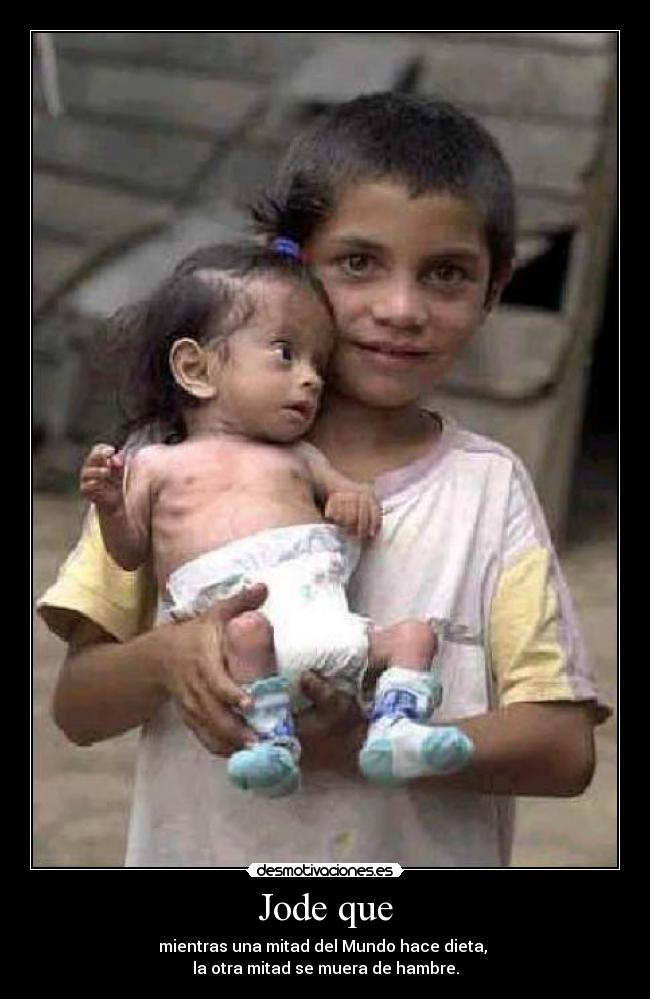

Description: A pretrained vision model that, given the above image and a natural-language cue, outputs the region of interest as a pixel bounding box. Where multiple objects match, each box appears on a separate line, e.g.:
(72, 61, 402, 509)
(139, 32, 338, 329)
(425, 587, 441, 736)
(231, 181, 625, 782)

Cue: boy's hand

(157, 585, 270, 756)
(80, 444, 125, 514)
(325, 488, 382, 540)
(297, 671, 365, 774)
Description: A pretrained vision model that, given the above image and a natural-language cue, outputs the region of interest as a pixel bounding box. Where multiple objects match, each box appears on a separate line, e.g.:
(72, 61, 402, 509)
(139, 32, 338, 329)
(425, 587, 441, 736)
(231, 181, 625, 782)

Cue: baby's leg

(226, 611, 277, 684)
(367, 618, 438, 673)
(225, 612, 300, 797)
(360, 620, 474, 785)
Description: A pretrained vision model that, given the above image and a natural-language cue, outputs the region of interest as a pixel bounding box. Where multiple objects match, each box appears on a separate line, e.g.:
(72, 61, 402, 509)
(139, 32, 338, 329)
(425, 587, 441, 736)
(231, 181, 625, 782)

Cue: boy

(39, 93, 610, 866)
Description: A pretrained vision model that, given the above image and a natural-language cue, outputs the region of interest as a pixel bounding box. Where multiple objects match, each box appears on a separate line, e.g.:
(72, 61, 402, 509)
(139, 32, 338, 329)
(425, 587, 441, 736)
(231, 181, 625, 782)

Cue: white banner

(247, 862, 403, 878)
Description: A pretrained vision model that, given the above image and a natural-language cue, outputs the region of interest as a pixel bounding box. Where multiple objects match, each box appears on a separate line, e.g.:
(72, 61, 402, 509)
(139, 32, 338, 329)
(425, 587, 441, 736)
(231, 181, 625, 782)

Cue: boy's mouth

(350, 340, 430, 360)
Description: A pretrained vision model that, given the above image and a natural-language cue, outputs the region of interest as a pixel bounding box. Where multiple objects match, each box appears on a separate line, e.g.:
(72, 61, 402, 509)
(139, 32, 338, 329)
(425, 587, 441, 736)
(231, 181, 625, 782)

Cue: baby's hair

(251, 92, 516, 289)
(107, 242, 334, 446)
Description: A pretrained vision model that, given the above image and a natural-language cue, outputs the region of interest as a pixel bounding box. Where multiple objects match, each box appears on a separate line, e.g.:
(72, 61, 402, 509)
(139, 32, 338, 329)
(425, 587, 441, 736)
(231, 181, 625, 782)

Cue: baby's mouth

(284, 401, 314, 419)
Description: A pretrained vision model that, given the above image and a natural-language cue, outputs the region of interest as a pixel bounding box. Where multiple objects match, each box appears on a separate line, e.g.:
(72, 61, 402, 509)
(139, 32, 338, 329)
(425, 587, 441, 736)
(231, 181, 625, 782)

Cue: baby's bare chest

(155, 442, 311, 508)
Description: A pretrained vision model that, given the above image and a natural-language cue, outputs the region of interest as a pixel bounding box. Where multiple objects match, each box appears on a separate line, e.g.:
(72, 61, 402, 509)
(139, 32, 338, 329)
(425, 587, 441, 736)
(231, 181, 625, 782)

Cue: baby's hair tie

(271, 237, 303, 261)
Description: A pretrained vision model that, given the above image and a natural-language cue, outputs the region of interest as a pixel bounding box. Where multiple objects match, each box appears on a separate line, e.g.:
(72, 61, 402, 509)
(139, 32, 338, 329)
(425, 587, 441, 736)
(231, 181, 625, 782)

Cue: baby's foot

(228, 743, 299, 798)
(359, 667, 474, 785)
(360, 720, 474, 785)
(227, 675, 301, 797)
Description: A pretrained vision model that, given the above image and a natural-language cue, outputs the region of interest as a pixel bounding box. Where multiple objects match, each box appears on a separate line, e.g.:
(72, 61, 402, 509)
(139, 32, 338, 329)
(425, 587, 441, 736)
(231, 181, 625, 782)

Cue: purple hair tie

(271, 237, 303, 260)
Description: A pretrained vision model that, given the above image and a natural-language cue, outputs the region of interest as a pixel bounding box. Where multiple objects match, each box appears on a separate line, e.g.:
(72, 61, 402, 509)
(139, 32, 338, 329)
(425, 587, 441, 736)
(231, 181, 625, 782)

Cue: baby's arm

(296, 442, 382, 540)
(79, 444, 152, 571)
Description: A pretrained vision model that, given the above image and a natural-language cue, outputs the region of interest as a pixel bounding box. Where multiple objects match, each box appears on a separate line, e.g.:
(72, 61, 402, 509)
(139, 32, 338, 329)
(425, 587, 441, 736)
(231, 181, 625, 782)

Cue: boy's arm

(296, 476, 607, 793)
(423, 700, 596, 796)
(41, 506, 366, 758)
(52, 588, 269, 752)
(433, 466, 609, 797)
(80, 445, 152, 570)
(295, 688, 595, 796)
(296, 441, 381, 539)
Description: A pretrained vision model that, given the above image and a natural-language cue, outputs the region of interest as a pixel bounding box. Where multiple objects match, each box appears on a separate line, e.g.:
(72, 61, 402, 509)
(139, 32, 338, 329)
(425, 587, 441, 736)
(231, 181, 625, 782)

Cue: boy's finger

(200, 655, 251, 710)
(220, 675, 253, 711)
(300, 670, 336, 707)
(300, 672, 358, 731)
(325, 498, 339, 522)
(339, 499, 353, 528)
(183, 711, 253, 756)
(197, 692, 256, 750)
(203, 584, 269, 625)
(358, 501, 370, 539)
(169, 617, 252, 711)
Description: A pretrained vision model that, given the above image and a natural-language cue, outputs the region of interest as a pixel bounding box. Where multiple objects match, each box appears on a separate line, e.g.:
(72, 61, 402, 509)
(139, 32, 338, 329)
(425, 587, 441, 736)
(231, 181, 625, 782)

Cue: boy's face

(208, 279, 334, 442)
(306, 180, 503, 410)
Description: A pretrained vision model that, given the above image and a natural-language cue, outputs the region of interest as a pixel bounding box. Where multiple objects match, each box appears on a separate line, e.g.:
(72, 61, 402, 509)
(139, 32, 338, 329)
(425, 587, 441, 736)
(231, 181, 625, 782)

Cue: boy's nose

(371, 276, 428, 329)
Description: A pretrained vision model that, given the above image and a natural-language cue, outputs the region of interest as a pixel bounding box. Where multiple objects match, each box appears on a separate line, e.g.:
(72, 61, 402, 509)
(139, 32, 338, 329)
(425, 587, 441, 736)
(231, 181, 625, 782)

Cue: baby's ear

(169, 338, 218, 399)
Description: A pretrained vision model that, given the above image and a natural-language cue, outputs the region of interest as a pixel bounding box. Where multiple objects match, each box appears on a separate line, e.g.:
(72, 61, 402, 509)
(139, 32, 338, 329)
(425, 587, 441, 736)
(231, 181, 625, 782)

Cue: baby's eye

(338, 254, 375, 277)
(273, 342, 294, 362)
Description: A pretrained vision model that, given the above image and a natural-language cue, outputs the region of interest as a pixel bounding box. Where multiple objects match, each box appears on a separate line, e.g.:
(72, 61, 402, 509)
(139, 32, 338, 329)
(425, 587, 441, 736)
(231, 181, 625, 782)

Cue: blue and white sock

(227, 675, 301, 798)
(359, 667, 474, 786)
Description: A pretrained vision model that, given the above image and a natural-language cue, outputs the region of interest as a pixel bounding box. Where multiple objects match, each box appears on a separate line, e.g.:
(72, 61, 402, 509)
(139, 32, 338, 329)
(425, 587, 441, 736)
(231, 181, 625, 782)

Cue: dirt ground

(33, 474, 617, 868)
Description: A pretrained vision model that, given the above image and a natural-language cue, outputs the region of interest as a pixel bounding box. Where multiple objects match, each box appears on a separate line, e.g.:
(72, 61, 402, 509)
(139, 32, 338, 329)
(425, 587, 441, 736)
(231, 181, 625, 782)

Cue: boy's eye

(273, 342, 294, 362)
(425, 262, 468, 285)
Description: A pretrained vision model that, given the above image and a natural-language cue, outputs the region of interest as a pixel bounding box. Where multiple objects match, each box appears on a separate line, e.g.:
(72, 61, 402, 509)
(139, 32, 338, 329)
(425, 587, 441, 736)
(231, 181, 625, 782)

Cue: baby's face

(211, 278, 335, 442)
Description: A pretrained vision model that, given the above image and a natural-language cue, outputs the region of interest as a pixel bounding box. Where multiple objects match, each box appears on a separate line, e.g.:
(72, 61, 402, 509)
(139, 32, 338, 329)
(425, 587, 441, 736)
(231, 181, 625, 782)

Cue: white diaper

(158, 523, 371, 705)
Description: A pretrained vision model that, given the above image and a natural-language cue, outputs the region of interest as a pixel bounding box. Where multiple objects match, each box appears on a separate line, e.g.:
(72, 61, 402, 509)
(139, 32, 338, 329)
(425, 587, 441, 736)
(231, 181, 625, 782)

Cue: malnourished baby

(81, 241, 473, 796)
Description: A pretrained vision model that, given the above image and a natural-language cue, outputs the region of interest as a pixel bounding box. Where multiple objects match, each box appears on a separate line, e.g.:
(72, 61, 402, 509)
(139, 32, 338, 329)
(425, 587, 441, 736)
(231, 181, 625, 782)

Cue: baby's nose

(299, 365, 323, 392)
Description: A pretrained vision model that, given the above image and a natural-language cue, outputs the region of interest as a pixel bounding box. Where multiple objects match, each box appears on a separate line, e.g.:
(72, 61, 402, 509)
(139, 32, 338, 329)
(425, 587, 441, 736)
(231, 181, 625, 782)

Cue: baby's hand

(325, 488, 382, 541)
(80, 444, 125, 514)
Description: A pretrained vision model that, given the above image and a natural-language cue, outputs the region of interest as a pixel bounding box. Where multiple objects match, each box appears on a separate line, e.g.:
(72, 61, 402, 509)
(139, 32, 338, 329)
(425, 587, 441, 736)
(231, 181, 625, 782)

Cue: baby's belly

(155, 500, 324, 583)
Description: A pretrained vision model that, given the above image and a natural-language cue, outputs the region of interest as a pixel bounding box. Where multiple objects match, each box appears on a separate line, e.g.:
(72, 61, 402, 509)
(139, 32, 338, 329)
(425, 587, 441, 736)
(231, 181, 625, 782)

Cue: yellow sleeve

(489, 545, 610, 723)
(37, 506, 157, 643)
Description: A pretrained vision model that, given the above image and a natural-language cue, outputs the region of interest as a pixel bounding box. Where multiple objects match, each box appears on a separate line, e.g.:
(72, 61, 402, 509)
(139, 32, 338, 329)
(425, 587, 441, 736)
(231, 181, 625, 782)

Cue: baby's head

(253, 92, 516, 295)
(115, 242, 336, 444)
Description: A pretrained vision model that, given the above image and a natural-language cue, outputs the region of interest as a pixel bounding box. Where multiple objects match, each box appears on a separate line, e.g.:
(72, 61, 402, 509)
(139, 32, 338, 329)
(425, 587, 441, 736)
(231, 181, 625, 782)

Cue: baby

(81, 241, 472, 796)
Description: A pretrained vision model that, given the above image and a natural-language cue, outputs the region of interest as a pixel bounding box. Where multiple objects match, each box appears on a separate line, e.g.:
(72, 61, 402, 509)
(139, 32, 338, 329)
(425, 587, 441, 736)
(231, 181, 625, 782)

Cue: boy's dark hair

(251, 92, 516, 288)
(106, 242, 333, 445)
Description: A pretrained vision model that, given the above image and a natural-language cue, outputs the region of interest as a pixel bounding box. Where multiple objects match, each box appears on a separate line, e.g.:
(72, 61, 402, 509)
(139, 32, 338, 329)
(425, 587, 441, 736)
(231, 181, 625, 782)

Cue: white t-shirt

(118, 418, 608, 867)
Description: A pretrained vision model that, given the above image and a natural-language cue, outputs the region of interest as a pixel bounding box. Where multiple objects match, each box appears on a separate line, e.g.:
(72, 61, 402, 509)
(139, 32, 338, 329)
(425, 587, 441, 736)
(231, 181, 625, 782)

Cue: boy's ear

(482, 262, 514, 317)
(169, 338, 219, 399)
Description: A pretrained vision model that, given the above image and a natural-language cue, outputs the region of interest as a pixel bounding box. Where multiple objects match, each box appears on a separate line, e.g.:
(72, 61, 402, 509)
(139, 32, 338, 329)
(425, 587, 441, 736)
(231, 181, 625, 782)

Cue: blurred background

(32, 31, 618, 867)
